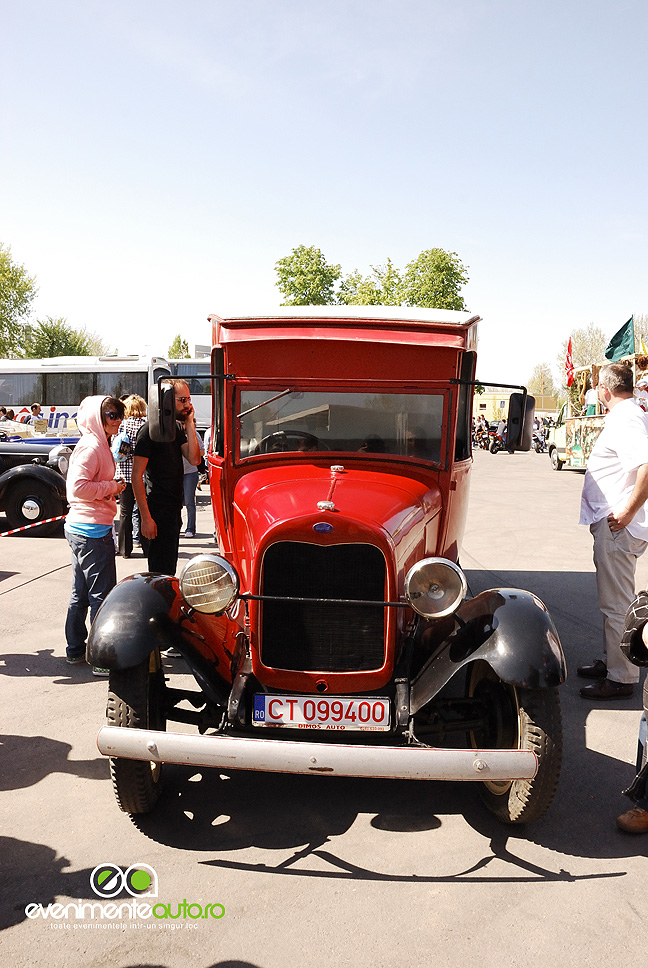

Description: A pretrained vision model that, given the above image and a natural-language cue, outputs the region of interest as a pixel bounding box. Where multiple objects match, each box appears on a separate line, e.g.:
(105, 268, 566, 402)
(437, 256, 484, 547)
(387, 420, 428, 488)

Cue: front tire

(106, 651, 167, 814)
(5, 481, 64, 536)
(549, 448, 564, 471)
(467, 661, 562, 823)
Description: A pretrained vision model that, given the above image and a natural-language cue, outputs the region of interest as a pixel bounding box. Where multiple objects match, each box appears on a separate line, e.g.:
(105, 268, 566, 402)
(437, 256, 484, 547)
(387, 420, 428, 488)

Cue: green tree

(168, 334, 189, 358)
(274, 245, 341, 305)
(339, 259, 402, 306)
(22, 317, 108, 358)
(0, 243, 38, 356)
(400, 249, 469, 310)
(527, 362, 557, 396)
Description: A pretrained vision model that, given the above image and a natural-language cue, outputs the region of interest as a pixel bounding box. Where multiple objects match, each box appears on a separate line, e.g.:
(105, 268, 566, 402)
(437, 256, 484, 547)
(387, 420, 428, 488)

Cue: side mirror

(507, 391, 535, 451)
(148, 382, 176, 442)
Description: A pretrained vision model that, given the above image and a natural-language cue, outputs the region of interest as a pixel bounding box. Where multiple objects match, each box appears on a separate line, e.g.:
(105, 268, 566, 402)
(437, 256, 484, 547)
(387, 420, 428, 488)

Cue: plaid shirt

(114, 416, 146, 483)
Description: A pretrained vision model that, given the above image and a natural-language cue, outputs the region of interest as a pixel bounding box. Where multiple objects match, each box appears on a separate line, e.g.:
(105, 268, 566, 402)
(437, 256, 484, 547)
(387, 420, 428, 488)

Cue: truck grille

(260, 542, 386, 672)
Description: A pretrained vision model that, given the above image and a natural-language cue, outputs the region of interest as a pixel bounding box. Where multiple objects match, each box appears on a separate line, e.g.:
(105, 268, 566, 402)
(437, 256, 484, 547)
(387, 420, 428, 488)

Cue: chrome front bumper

(97, 726, 537, 781)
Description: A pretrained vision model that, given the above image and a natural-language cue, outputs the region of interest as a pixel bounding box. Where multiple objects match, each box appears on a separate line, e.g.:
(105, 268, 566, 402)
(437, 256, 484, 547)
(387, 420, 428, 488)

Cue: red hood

(231, 464, 442, 588)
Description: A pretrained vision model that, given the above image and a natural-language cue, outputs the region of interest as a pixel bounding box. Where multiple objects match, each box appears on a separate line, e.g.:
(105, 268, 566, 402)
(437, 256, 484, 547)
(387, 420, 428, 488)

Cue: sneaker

(66, 653, 86, 665)
(184, 531, 195, 538)
(616, 805, 648, 833)
(92, 667, 110, 677)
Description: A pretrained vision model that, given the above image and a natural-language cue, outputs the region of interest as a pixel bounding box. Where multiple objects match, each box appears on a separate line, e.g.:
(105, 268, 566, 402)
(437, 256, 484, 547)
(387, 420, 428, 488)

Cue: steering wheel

(254, 431, 326, 454)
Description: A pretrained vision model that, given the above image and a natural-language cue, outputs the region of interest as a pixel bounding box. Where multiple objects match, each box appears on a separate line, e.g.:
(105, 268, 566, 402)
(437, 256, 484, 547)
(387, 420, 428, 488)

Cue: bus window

(0, 373, 44, 407)
(96, 371, 147, 399)
(45, 372, 94, 406)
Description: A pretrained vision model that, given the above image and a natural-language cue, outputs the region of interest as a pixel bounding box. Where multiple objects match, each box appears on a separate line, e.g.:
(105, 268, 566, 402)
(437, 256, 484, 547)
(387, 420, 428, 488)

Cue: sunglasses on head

(176, 396, 191, 404)
(104, 410, 121, 421)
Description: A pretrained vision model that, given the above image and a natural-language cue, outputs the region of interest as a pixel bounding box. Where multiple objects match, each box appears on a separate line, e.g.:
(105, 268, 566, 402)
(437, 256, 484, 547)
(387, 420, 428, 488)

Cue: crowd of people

(62, 378, 204, 674)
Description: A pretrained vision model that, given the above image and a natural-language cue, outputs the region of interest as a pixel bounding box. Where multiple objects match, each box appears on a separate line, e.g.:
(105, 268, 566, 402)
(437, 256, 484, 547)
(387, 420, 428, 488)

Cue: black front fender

(410, 588, 566, 715)
(87, 573, 183, 670)
(0, 463, 67, 504)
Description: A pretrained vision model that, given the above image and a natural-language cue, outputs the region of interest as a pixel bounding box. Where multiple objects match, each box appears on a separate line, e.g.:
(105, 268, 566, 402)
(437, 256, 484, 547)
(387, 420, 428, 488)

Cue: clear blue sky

(2, 0, 646, 384)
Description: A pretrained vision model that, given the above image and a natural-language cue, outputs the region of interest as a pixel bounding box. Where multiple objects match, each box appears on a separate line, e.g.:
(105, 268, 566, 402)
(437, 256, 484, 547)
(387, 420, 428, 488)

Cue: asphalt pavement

(0, 452, 646, 968)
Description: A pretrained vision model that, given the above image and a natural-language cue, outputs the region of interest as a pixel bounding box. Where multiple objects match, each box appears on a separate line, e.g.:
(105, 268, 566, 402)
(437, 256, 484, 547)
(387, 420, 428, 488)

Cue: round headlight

(48, 445, 72, 477)
(404, 558, 467, 619)
(179, 554, 239, 614)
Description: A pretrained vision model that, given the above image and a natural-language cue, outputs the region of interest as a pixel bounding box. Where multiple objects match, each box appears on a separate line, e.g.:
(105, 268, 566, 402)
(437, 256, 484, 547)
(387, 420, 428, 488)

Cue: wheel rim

(21, 497, 43, 521)
(468, 662, 521, 795)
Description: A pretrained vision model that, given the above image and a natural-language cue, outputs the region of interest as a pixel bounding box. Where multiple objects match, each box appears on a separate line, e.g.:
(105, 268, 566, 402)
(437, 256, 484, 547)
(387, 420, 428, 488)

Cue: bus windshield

(238, 389, 445, 462)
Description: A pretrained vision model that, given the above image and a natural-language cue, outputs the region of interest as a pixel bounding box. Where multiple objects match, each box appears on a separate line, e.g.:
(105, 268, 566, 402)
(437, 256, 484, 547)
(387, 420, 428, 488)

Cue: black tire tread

(106, 662, 164, 815)
(481, 687, 563, 824)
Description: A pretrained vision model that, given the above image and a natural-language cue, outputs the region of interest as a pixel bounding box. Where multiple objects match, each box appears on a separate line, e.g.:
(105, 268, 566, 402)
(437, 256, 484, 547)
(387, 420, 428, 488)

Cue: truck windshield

(238, 390, 445, 462)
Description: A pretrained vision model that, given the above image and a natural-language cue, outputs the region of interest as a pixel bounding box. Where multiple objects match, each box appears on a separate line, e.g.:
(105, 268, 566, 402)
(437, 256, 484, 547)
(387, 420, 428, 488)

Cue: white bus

(168, 358, 212, 432)
(0, 355, 171, 432)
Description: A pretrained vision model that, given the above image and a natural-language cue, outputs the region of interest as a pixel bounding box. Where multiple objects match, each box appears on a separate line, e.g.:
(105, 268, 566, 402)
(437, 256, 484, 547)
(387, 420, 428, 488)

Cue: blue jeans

(183, 471, 199, 533)
(64, 529, 117, 658)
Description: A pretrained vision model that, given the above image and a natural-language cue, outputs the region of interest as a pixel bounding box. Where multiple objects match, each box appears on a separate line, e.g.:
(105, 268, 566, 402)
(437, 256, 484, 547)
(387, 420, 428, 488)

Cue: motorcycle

(533, 429, 546, 453)
(489, 431, 506, 454)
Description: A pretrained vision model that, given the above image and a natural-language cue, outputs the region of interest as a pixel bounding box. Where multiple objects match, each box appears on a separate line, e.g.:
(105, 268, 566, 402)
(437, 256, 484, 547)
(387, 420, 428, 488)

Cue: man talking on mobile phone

(132, 379, 202, 575)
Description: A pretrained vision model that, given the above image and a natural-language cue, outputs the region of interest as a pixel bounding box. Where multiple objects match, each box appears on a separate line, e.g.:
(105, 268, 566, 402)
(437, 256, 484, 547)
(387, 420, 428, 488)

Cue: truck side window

(455, 350, 476, 462)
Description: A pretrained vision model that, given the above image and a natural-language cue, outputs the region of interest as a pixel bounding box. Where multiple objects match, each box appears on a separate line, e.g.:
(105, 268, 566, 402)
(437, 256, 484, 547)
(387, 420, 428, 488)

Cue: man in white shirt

(579, 362, 648, 699)
(634, 376, 648, 413)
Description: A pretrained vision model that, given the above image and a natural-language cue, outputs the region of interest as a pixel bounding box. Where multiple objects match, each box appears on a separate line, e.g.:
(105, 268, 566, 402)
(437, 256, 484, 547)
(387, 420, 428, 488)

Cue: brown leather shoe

(577, 659, 607, 679)
(580, 678, 634, 699)
(617, 806, 648, 833)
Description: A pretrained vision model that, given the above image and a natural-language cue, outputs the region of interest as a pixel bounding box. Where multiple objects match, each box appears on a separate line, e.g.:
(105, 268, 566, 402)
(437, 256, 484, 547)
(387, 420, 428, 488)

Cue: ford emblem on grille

(313, 522, 334, 533)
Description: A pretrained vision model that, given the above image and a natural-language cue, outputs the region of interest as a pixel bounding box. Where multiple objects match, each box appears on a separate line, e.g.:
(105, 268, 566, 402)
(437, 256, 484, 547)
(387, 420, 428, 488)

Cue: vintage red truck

(91, 306, 565, 824)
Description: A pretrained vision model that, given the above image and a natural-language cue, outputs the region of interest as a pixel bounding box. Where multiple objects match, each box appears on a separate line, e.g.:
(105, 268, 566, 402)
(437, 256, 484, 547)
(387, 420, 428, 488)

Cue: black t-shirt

(134, 421, 187, 509)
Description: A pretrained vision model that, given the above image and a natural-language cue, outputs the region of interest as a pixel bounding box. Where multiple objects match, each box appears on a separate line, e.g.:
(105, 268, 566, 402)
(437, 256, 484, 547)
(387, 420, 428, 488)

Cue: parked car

(92, 306, 565, 825)
(0, 437, 71, 535)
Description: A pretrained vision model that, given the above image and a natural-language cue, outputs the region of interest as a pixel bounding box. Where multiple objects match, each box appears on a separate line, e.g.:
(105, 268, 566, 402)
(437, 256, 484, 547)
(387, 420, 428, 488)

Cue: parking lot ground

(0, 455, 646, 968)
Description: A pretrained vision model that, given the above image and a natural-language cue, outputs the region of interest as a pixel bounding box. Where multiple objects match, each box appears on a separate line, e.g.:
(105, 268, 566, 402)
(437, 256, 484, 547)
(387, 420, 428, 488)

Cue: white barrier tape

(0, 514, 67, 537)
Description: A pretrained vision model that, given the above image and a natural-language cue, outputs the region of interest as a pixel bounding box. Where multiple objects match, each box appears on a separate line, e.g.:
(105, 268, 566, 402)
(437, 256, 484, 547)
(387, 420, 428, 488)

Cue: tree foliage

(168, 334, 189, 358)
(400, 249, 468, 310)
(275, 245, 341, 305)
(634, 314, 648, 351)
(22, 317, 108, 358)
(0, 243, 38, 356)
(339, 259, 403, 306)
(275, 245, 469, 310)
(557, 323, 607, 381)
(527, 362, 557, 396)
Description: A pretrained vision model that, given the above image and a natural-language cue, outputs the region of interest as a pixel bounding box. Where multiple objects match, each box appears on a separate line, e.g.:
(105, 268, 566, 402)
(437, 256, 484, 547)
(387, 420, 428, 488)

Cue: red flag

(565, 337, 574, 387)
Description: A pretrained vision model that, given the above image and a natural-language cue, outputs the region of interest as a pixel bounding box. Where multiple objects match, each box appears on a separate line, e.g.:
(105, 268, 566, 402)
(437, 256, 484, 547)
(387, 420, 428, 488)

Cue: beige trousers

(591, 517, 647, 684)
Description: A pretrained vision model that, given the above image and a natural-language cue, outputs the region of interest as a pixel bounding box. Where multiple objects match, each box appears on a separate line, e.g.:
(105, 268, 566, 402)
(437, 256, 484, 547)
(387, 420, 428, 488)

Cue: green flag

(605, 316, 635, 361)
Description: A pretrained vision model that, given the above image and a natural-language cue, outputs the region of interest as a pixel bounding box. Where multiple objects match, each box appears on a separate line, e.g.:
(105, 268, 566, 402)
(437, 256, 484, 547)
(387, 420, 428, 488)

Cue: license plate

(252, 694, 391, 731)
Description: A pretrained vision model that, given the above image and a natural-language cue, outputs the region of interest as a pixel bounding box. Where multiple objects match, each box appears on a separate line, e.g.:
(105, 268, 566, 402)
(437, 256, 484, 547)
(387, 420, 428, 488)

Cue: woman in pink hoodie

(64, 395, 126, 670)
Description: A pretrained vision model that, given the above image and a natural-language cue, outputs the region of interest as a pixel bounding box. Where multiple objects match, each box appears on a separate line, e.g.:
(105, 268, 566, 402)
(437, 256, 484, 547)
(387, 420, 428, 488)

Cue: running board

(97, 726, 537, 781)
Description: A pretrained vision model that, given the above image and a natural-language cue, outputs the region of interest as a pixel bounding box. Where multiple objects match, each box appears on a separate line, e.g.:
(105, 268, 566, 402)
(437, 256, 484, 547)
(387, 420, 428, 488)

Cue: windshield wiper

(237, 389, 294, 419)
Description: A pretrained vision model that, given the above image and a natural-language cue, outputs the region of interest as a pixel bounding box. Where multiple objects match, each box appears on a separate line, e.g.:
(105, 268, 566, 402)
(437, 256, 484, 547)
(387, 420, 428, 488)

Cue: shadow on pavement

(0, 837, 96, 930)
(0, 734, 109, 791)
